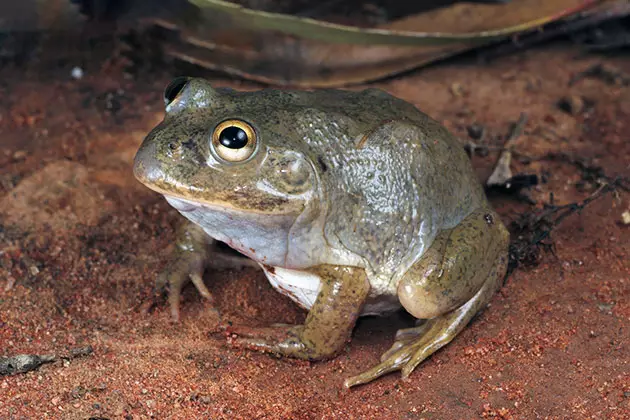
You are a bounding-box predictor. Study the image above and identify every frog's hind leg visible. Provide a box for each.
[344,208,509,388]
[344,257,506,388]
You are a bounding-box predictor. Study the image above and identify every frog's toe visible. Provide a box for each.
[226,325,310,357]
[395,320,428,341]
[225,324,297,341]
[344,319,451,388]
[380,321,429,361]
[189,272,214,301]
[344,347,413,388]
[399,319,456,379]
[156,269,184,322]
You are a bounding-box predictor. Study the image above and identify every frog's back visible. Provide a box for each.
[218,86,425,128]
[284,88,486,286]
[276,86,486,220]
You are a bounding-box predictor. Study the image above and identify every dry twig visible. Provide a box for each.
[508,180,623,272]
[0,346,94,376]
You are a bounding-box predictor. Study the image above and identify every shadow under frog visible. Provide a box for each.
[133,77,510,388]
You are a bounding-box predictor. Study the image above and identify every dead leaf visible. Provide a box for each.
[139,0,612,86]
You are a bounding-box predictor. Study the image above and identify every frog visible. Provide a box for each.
[133,77,510,388]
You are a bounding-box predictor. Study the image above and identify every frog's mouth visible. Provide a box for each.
[162,195,298,223]
[164,196,199,212]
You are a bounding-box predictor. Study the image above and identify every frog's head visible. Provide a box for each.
[133,78,328,266]
[134,77,321,219]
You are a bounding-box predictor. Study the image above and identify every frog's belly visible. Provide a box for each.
[261,265,401,316]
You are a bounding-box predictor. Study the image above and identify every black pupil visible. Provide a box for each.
[219,126,248,149]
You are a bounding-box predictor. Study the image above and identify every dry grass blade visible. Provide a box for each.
[487,113,528,187]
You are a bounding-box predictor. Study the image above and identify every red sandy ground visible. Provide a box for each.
[0,42,628,419]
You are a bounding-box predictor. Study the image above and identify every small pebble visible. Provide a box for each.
[71,67,84,80]
[13,150,27,160]
[4,276,16,291]
[466,123,485,140]
[449,82,467,97]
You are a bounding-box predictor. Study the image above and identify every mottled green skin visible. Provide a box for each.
[133,78,510,388]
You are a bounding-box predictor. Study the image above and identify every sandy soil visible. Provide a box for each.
[0,39,628,419]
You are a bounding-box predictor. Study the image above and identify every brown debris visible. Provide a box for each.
[570,62,630,86]
[0,346,94,376]
[508,181,624,272]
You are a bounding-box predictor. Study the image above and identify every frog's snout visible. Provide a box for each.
[133,138,161,187]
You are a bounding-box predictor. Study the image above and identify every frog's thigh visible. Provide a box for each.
[398,207,509,320]
[229,265,370,360]
[300,265,371,358]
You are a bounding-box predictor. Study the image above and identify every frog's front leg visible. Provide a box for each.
[156,221,258,321]
[227,265,370,360]
[344,207,509,388]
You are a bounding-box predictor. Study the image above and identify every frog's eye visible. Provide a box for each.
[164,76,190,106]
[211,119,258,163]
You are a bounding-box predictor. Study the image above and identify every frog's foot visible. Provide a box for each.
[224,324,313,358]
[225,323,349,360]
[155,256,212,323]
[154,222,259,322]
[343,262,505,389]
[157,248,259,322]
[343,313,462,388]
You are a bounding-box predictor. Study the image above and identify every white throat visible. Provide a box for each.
[165,196,295,265]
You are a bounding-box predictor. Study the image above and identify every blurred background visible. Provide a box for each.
[1,1,629,418]
[1,0,628,86]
